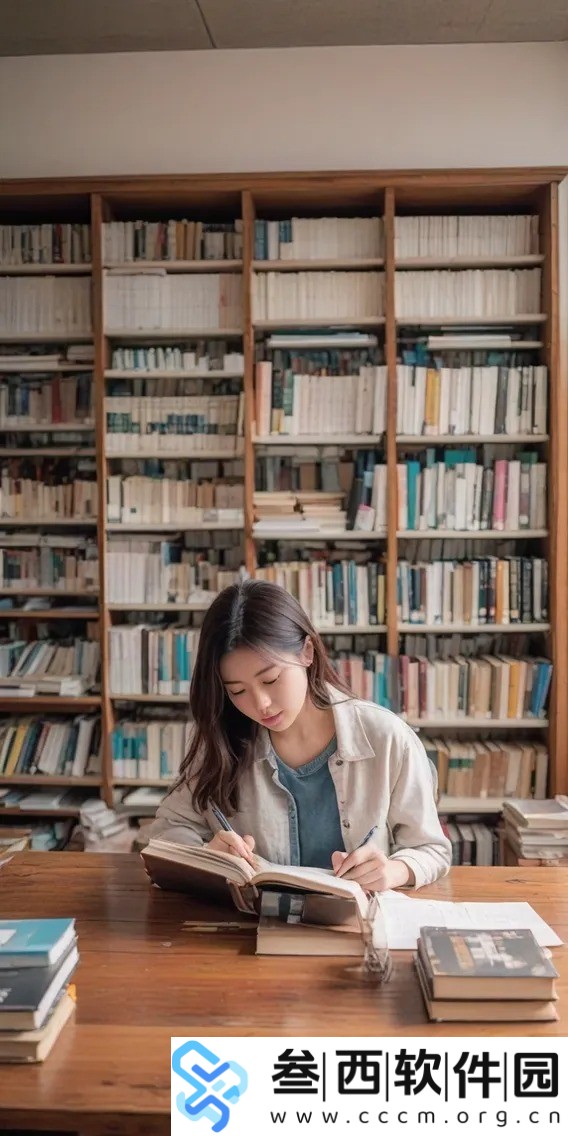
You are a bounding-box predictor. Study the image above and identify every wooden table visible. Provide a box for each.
[0,853,566,1135]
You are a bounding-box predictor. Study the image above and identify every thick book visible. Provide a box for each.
[0,918,76,969]
[414,953,558,1023]
[503,797,568,830]
[256,915,364,957]
[0,991,75,1063]
[418,927,558,1000]
[0,942,79,1030]
[141,838,369,920]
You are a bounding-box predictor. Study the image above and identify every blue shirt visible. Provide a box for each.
[273,735,345,869]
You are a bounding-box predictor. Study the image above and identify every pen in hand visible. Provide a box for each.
[209,802,257,866]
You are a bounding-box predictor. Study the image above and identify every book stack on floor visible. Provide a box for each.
[0,918,78,1062]
[502,796,568,865]
[414,926,559,1022]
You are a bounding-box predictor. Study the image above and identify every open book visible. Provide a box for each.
[141,837,370,921]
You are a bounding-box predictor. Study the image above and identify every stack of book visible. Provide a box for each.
[414,926,558,1022]
[0,639,100,698]
[502,797,568,864]
[0,918,78,1063]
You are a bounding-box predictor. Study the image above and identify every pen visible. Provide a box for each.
[210,802,234,832]
[357,825,378,848]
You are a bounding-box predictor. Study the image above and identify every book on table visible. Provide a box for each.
[418,926,558,1000]
[0,918,76,969]
[0,991,76,1063]
[0,941,79,1030]
[414,951,558,1023]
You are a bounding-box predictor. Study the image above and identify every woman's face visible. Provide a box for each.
[220,641,313,732]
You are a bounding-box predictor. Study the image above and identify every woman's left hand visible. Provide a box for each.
[331,847,412,891]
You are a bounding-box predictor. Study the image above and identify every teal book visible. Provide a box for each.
[0,919,75,970]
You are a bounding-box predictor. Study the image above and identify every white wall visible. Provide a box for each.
[1,42,567,178]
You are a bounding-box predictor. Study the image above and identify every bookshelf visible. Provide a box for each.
[0,169,566,842]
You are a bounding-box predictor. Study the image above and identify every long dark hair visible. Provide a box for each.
[176,579,350,815]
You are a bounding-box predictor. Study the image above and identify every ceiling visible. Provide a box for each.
[0,0,567,56]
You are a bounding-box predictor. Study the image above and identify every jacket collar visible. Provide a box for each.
[255,685,375,763]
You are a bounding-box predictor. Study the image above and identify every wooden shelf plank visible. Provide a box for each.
[406,717,548,729]
[0,263,91,275]
[397,529,548,539]
[0,363,93,373]
[396,314,547,326]
[105,521,243,532]
[254,434,384,447]
[396,434,549,445]
[396,255,544,269]
[0,448,97,457]
[0,333,93,343]
[0,589,99,598]
[398,622,550,634]
[0,775,101,787]
[108,602,214,612]
[0,608,98,620]
[0,806,83,817]
[0,696,101,711]
[254,317,385,330]
[253,258,385,271]
[0,423,94,432]
[104,369,243,380]
[104,328,243,340]
[253,529,386,542]
[0,518,98,527]
[104,260,242,273]
[104,449,244,461]
[110,693,188,703]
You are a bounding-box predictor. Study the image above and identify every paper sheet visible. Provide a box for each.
[378,893,563,949]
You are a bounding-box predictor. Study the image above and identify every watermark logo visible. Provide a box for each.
[172,1039,248,1133]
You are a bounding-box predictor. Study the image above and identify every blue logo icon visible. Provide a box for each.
[172,1039,248,1132]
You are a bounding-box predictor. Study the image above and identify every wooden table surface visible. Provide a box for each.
[0,852,566,1134]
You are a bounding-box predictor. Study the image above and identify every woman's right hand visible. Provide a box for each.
[207,830,256,865]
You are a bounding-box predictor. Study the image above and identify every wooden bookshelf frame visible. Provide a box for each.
[0,167,566,814]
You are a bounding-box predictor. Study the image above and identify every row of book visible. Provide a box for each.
[330,649,552,721]
[0,918,79,1065]
[0,716,101,777]
[395,269,541,318]
[256,559,386,628]
[0,278,92,336]
[105,540,241,604]
[397,452,547,532]
[108,627,199,695]
[397,556,548,626]
[438,820,499,866]
[111,719,188,780]
[502,796,568,863]
[253,217,384,260]
[0,639,100,697]
[106,474,244,525]
[252,271,384,321]
[0,223,91,265]
[394,214,539,258]
[253,475,387,535]
[103,272,242,332]
[255,361,387,437]
[109,344,244,374]
[103,220,243,263]
[256,450,388,532]
[397,363,548,437]
[0,538,99,593]
[105,393,243,454]
[426,736,548,800]
[255,451,360,494]
[0,375,94,426]
[0,476,98,522]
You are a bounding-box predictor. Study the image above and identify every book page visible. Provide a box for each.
[379,893,562,950]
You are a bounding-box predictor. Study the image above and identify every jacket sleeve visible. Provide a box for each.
[387,726,452,888]
[147,780,213,847]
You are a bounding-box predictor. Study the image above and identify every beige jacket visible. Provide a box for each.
[149,689,452,889]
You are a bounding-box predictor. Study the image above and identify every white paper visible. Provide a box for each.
[0,929,16,946]
[379,894,563,950]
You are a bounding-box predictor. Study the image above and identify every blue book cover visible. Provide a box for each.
[0,919,75,970]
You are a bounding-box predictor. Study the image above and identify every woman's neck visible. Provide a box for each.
[270,695,335,769]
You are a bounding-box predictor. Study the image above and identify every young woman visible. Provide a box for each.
[149,580,451,891]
